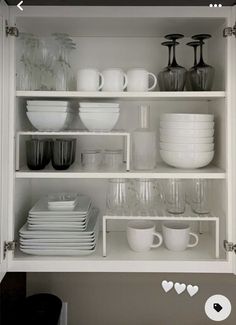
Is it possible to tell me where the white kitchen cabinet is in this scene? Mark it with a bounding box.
[0,3,236,278]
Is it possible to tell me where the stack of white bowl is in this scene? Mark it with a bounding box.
[26,100,74,131]
[160,114,215,169]
[79,102,120,132]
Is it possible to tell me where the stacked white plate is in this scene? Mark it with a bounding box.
[160,114,215,169]
[26,100,74,131]
[79,102,120,131]
[19,194,99,256]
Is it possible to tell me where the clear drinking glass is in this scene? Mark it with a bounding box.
[106,179,131,215]
[103,150,123,171]
[132,179,162,216]
[81,150,102,171]
[190,179,210,214]
[162,179,186,215]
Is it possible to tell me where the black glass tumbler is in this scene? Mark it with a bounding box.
[52,139,75,170]
[43,139,53,166]
[26,139,47,170]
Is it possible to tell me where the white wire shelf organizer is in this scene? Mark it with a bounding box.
[15,130,131,171]
[102,214,220,259]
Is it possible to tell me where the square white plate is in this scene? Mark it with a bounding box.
[30,195,91,215]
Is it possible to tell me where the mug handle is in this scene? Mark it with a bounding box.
[151,232,163,248]
[148,72,157,91]
[188,232,199,248]
[123,73,128,90]
[98,73,104,90]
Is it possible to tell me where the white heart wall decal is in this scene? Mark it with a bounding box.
[174,282,186,295]
[187,285,199,297]
[162,280,174,293]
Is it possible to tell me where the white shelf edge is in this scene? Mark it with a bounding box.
[16,91,226,100]
[17,130,130,136]
[9,232,228,273]
[15,165,226,179]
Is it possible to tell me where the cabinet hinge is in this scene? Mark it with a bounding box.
[223,240,236,253]
[4,241,17,258]
[223,23,236,37]
[5,21,19,37]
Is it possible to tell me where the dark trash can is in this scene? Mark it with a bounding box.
[20,293,62,325]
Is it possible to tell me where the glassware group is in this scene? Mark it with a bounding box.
[106,178,211,216]
[17,33,76,91]
[159,33,214,91]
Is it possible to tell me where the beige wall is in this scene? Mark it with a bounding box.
[27,273,236,325]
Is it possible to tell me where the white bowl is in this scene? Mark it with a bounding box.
[160,135,214,144]
[79,112,119,131]
[79,107,120,113]
[79,102,119,108]
[27,100,70,107]
[160,128,214,137]
[160,113,214,122]
[27,105,72,113]
[160,142,214,152]
[26,112,72,131]
[160,150,214,169]
[160,121,214,129]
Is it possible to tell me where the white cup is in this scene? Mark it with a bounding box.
[77,68,104,91]
[102,68,128,92]
[127,221,163,252]
[162,222,199,252]
[127,69,157,92]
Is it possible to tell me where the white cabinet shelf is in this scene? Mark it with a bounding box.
[16,91,226,101]
[9,232,229,273]
[15,164,226,179]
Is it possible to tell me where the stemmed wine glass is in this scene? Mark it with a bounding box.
[188,34,214,91]
[159,34,187,91]
[158,41,175,91]
[186,41,200,90]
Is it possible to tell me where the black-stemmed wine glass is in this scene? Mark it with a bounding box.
[189,34,214,91]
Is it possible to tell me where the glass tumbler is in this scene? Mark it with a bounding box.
[106,179,131,215]
[190,179,210,215]
[56,138,76,165]
[51,139,74,170]
[81,150,102,171]
[26,139,48,170]
[132,179,162,216]
[163,179,186,215]
[103,150,123,171]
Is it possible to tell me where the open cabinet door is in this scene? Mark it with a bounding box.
[0,0,9,283]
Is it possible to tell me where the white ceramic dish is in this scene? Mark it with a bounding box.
[160,128,214,137]
[160,113,214,122]
[160,150,214,169]
[20,238,95,244]
[26,112,73,131]
[20,242,95,248]
[27,100,70,106]
[160,142,214,152]
[30,195,91,215]
[20,247,96,256]
[27,105,73,113]
[79,102,119,108]
[160,135,214,144]
[79,107,120,113]
[79,112,119,131]
[160,121,214,130]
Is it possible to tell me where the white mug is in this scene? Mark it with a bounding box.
[77,68,104,91]
[127,221,163,252]
[102,68,128,92]
[162,222,199,252]
[127,69,157,92]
